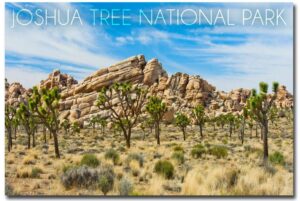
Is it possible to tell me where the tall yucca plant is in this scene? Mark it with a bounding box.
[247,82,279,163]
[192,104,207,139]
[146,96,167,145]
[5,104,16,152]
[29,86,61,158]
[17,102,38,148]
[97,82,147,148]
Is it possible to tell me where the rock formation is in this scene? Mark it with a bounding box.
[5,55,294,123]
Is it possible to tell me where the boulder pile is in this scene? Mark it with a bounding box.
[5,55,294,123]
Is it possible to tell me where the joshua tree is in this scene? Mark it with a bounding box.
[28,86,61,158]
[192,104,207,138]
[247,82,279,163]
[12,117,19,140]
[16,103,38,148]
[96,82,147,148]
[140,117,154,140]
[216,114,226,129]
[239,108,249,144]
[112,122,122,136]
[146,96,167,145]
[175,113,190,141]
[89,115,100,133]
[61,119,71,135]
[226,113,235,137]
[5,104,16,152]
[71,122,81,134]
[98,117,108,135]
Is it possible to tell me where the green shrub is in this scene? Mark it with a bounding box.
[105,149,120,165]
[80,154,100,168]
[118,177,133,196]
[171,151,184,164]
[222,139,228,145]
[191,144,206,158]
[154,160,174,179]
[62,164,78,173]
[126,153,144,167]
[269,151,285,165]
[61,165,99,189]
[208,145,228,158]
[98,165,115,195]
[31,167,43,178]
[173,145,184,153]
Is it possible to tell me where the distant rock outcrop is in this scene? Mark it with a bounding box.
[5,55,294,123]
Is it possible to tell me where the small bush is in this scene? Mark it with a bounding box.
[118,177,133,196]
[62,164,78,173]
[98,165,115,195]
[126,153,144,167]
[269,151,285,165]
[222,139,228,145]
[31,167,43,178]
[61,165,99,189]
[154,160,174,179]
[208,145,228,158]
[80,154,100,168]
[171,151,184,164]
[16,168,30,178]
[23,156,36,165]
[173,145,184,153]
[105,149,120,165]
[191,144,206,158]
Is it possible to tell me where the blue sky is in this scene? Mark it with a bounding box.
[5,2,293,92]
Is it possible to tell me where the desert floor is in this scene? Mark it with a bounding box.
[5,117,293,196]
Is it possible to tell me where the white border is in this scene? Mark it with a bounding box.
[0,0,297,201]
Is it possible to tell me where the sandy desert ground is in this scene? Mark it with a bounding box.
[5,117,293,196]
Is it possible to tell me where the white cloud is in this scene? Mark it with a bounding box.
[5,5,119,69]
[5,66,49,88]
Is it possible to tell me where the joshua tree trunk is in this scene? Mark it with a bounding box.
[156,122,160,145]
[32,131,36,147]
[199,124,203,138]
[124,128,131,148]
[255,125,258,138]
[27,132,31,149]
[182,128,186,141]
[263,118,269,163]
[52,130,60,158]
[7,127,12,152]
[14,126,17,140]
[43,126,47,144]
[250,127,253,139]
[241,119,245,144]
[260,126,263,141]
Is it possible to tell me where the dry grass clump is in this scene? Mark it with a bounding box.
[191,144,206,159]
[208,145,228,159]
[126,153,144,167]
[129,160,140,177]
[171,151,184,164]
[182,165,239,195]
[16,166,43,178]
[22,155,36,165]
[182,164,293,196]
[104,149,120,165]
